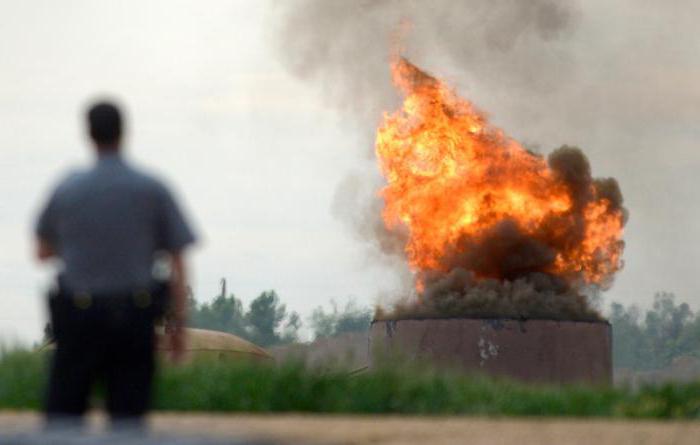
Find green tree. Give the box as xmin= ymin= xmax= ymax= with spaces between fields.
xmin=188 ymin=279 xmax=247 ymax=338
xmin=281 ymin=311 xmax=302 ymax=344
xmin=189 ymin=281 xmax=302 ymax=347
xmin=610 ymin=292 xmax=700 ymax=371
xmin=677 ymin=316 xmax=700 ymax=359
xmin=609 ymin=302 xmax=649 ymax=370
xmin=310 ymin=299 xmax=372 ymax=340
xmin=643 ymin=292 xmax=693 ymax=368
xmin=189 ymin=293 xmax=247 ymax=337
xmin=246 ymin=290 xmax=288 ymax=347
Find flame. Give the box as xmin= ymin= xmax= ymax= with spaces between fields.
xmin=375 ymin=58 xmax=625 ymax=292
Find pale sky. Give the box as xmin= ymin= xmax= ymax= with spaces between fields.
xmin=1 ymin=1 xmax=699 ymax=343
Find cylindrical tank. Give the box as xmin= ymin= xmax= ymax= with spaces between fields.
xmin=370 ymin=318 xmax=611 ymax=385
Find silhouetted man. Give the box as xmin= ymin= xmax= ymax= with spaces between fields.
xmin=34 ymin=100 xmax=196 ymax=431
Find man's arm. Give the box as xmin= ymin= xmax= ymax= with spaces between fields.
xmin=156 ymin=184 xmax=196 ymax=362
xmin=36 ymin=238 xmax=56 ymax=261
xmin=168 ymin=251 xmax=188 ymax=363
xmin=35 ymin=186 xmax=61 ymax=261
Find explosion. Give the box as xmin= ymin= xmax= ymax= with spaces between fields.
xmin=375 ymin=58 xmax=626 ymax=320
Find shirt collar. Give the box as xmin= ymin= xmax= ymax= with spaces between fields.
xmin=96 ymin=151 xmax=124 ymax=165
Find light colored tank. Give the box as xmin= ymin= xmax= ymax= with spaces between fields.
xmin=39 ymin=328 xmax=273 ymax=364
xmin=156 ymin=327 xmax=273 ymax=363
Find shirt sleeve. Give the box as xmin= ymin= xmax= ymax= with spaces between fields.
xmin=35 ymin=191 xmax=59 ymax=245
xmin=156 ymin=186 xmax=197 ymax=253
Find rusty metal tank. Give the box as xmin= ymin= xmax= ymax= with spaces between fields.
xmin=370 ymin=318 xmax=612 ymax=385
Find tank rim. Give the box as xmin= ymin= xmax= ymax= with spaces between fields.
xmin=371 ymin=316 xmax=610 ymax=325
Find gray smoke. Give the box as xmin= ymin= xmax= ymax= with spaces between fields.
xmin=375 ymin=268 xmax=602 ymax=322
xmin=275 ymin=0 xmax=581 ymax=238
xmin=274 ymin=0 xmax=620 ymax=321
xmin=274 ymin=0 xmax=580 ymax=125
xmin=330 ymin=172 xmax=406 ymax=257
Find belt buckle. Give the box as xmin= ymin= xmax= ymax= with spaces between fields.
xmin=72 ymin=292 xmax=92 ymax=310
xmin=133 ymin=290 xmax=152 ymax=309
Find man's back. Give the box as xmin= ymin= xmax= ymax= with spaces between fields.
xmin=38 ymin=153 xmax=193 ymax=294
xmin=36 ymin=100 xmax=195 ymax=430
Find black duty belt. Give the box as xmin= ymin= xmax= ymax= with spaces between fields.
xmin=49 ymin=280 xmax=170 ymax=314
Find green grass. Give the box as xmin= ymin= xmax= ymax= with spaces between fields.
xmin=1 ymin=347 xmax=699 ymax=418
xmin=0 ymin=348 xmax=45 ymax=410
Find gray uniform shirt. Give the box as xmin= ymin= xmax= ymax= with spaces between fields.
xmin=35 ymin=153 xmax=196 ymax=294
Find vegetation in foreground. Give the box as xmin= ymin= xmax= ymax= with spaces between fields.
xmin=1 ymin=348 xmax=699 ymax=419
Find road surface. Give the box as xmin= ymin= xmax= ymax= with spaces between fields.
xmin=0 ymin=411 xmax=697 ymax=445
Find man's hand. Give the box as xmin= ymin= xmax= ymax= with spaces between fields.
xmin=36 ymin=238 xmax=56 ymax=261
xmin=168 ymin=252 xmax=189 ymax=364
xmin=169 ymin=322 xmax=186 ymax=364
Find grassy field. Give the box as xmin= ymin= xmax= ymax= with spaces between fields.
xmin=1 ymin=347 xmax=699 ymax=419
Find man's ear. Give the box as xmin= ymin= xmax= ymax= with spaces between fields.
xmin=37 ymin=238 xmax=56 ymax=261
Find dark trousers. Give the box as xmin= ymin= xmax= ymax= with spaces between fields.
xmin=45 ymin=291 xmax=161 ymax=430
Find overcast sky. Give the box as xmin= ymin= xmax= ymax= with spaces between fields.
xmin=1 ymin=1 xmax=699 ymax=343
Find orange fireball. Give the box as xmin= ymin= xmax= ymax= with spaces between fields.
xmin=375 ymin=58 xmax=625 ymax=292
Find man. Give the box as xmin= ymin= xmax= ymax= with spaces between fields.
xmin=34 ymin=100 xmax=196 ymax=430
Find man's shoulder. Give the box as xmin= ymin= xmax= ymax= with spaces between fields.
xmin=52 ymin=168 xmax=91 ymax=197
xmin=53 ymin=160 xmax=169 ymax=198
xmin=122 ymin=162 xmax=171 ymax=195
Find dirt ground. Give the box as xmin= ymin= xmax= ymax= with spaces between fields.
xmin=1 ymin=411 xmax=699 ymax=445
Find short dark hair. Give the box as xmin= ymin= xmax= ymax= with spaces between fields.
xmin=87 ymin=101 xmax=122 ymax=146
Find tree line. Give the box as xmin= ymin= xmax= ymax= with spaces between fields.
xmin=609 ymin=292 xmax=700 ymax=371
xmin=188 ymin=280 xmax=700 ymax=371
xmin=187 ymin=279 xmax=372 ymax=347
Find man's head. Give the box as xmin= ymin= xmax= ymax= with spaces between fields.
xmin=86 ymin=101 xmax=123 ymax=151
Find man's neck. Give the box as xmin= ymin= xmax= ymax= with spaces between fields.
xmin=96 ymin=146 xmax=121 ymax=158
xmin=96 ymin=150 xmax=123 ymax=165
